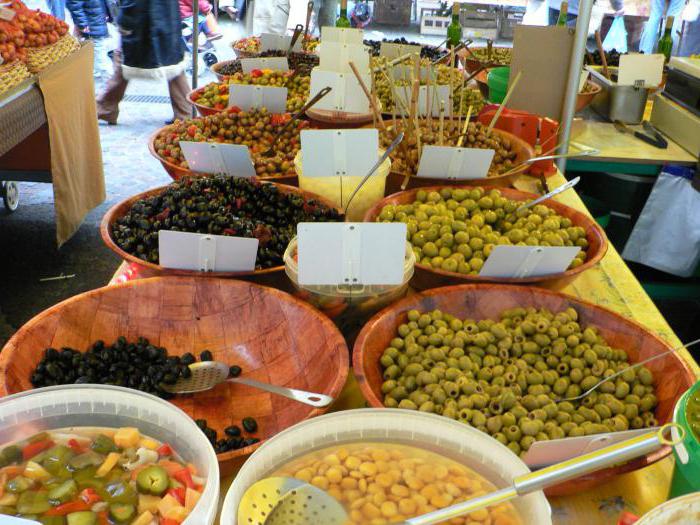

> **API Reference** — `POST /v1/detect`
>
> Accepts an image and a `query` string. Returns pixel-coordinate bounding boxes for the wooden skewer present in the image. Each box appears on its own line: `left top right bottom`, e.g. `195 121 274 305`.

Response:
457 69 466 133
349 61 387 133
487 70 522 135
594 30 611 81
457 105 472 147
439 100 446 146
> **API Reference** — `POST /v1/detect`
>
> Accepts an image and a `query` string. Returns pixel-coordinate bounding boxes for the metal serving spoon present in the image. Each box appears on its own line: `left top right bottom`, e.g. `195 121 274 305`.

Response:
515 176 580 212
161 361 334 408
343 131 404 216
556 337 700 403
261 86 332 157
237 424 682 525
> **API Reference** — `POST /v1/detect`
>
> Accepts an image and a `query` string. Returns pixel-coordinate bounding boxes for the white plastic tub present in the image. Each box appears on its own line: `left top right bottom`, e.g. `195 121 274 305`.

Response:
635 492 700 524
0 385 219 525
220 408 551 524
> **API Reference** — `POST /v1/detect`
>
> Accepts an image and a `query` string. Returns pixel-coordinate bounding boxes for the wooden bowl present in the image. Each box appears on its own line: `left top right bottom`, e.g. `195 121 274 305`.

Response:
364 185 607 288
373 120 535 194
575 81 602 113
306 108 376 128
462 46 512 74
100 181 341 286
187 87 224 117
148 125 299 186
352 283 695 495
211 59 240 81
0 276 349 477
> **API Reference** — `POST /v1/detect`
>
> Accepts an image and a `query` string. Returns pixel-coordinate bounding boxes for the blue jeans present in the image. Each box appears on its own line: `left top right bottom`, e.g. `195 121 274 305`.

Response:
45 0 66 20
639 0 684 54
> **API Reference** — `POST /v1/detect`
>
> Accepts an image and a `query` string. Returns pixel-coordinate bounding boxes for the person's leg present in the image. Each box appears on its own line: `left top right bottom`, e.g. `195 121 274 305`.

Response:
46 0 66 20
168 73 192 121
639 0 665 53
92 37 112 79
667 0 686 50
234 0 246 20
205 12 222 35
97 50 128 124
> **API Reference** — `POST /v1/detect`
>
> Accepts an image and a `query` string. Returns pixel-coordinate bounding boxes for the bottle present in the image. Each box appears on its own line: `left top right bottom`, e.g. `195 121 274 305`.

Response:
447 2 462 48
556 2 569 26
657 16 674 62
336 0 351 27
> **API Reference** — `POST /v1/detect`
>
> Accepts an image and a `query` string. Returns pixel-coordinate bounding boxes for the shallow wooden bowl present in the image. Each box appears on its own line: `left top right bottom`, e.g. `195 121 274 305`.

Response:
187 87 224 117
364 184 607 288
0 276 349 477
461 46 512 74
211 59 240 81
352 283 695 495
306 108 376 128
148 125 299 186
368 119 535 194
575 81 602 113
100 181 341 286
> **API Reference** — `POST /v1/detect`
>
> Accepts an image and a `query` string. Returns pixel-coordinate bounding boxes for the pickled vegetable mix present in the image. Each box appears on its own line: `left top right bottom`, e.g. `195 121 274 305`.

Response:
0 427 203 524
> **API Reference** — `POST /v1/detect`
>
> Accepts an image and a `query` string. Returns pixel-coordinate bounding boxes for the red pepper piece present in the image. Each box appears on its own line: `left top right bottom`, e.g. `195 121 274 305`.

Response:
45 500 91 516
22 439 55 460
67 439 84 453
173 467 195 489
80 488 101 505
157 443 174 457
168 486 186 506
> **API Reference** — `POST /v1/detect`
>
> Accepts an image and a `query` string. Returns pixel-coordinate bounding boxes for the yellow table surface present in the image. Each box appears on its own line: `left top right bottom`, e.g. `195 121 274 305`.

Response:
570 119 697 166
110 172 699 524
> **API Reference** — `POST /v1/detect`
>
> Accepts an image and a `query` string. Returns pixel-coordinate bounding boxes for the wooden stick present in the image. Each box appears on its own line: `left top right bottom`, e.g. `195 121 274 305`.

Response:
439 100 445 146
457 105 472 147
487 70 522 135
594 30 611 80
457 69 466 131
349 61 387 132
371 52 413 73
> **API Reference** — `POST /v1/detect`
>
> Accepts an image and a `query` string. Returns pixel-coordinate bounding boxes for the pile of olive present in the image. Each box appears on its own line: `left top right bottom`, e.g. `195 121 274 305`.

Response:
154 108 305 177
376 187 589 274
364 38 447 61
215 60 242 76
195 415 260 454
379 121 516 177
372 57 480 116
379 306 658 456
467 47 512 65
111 175 341 267
585 48 622 67
228 70 311 112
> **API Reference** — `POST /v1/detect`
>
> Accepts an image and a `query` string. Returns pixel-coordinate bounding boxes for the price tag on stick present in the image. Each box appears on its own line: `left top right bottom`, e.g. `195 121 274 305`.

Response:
321 26 365 44
309 69 371 113
179 141 257 178
380 42 422 61
417 146 494 180
393 84 451 117
228 84 288 113
319 42 370 73
479 245 581 278
158 231 259 272
297 223 407 286
260 32 302 52
239 57 290 73
300 129 378 177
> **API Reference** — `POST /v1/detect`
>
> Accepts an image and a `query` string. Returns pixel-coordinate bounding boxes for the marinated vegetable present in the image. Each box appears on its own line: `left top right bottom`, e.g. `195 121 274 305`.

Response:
0 427 203 524
110 176 340 267
379 306 658 456
375 187 589 274
685 389 700 442
271 442 522 524
153 108 306 179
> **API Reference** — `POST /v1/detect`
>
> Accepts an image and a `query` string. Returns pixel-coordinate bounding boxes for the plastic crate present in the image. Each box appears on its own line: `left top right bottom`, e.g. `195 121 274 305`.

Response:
373 0 412 25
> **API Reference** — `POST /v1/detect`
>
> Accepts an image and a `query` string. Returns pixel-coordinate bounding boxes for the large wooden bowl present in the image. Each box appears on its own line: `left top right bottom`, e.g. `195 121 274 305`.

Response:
100 182 341 287
352 284 695 495
148 125 298 186
364 185 607 289
0 276 349 477
187 87 223 117
368 119 535 193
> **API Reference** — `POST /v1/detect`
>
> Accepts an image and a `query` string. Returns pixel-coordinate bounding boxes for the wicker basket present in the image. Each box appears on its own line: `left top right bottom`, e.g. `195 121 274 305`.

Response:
0 61 32 97
25 34 80 74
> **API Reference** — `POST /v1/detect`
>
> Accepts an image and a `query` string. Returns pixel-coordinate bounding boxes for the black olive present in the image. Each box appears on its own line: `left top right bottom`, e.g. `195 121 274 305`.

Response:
242 417 258 433
224 425 241 437
243 438 260 447
203 428 217 444
181 352 195 365
226 437 243 449
229 365 242 378
180 366 192 379
45 348 59 361
200 350 213 362
195 418 208 429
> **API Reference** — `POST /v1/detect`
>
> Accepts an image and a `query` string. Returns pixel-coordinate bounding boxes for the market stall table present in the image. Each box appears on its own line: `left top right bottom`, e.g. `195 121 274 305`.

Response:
108 171 699 525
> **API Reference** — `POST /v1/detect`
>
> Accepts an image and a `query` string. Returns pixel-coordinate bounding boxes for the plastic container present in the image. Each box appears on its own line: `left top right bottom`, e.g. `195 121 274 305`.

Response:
487 66 511 104
294 150 391 222
283 237 415 333
221 409 552 524
0 385 219 525
635 492 700 524
670 380 700 498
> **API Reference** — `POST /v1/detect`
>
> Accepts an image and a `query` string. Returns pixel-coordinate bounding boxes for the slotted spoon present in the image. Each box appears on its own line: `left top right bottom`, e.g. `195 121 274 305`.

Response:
161 361 334 407
237 424 682 525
